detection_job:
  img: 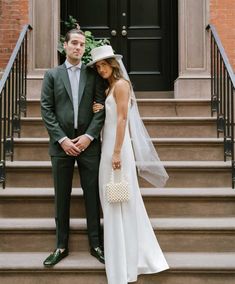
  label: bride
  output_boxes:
[87,45,169,284]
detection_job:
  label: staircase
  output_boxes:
[0,76,234,284]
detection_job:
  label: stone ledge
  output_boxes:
[0,252,235,272]
[5,160,231,169]
[0,187,234,198]
[1,217,235,231]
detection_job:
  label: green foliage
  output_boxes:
[59,15,110,65]
[82,31,110,65]
[64,15,78,29]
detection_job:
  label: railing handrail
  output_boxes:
[207,23,235,188]
[0,23,32,188]
[206,24,235,88]
[0,24,32,94]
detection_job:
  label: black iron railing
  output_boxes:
[0,24,32,188]
[207,24,235,188]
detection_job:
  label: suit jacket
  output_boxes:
[41,63,106,156]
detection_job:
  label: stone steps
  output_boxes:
[26,79,174,100]
[1,218,235,253]
[20,116,218,138]
[5,160,231,188]
[26,98,212,117]
[137,98,212,117]
[3,89,233,284]
[1,187,235,218]
[13,137,224,161]
[1,252,235,284]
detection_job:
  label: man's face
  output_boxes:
[64,33,85,64]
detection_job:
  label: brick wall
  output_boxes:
[210,0,235,71]
[0,0,29,70]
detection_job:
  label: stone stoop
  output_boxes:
[5,160,232,187]
[26,98,212,117]
[1,218,235,253]
[20,116,218,138]
[1,187,235,218]
[13,137,225,161]
[0,252,235,284]
[0,90,234,283]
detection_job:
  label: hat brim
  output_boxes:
[87,54,123,67]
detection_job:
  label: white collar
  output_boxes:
[65,59,82,70]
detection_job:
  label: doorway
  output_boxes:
[61,0,178,91]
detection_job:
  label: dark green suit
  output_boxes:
[41,63,105,249]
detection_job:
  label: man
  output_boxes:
[41,29,105,266]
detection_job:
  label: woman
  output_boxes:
[87,45,169,284]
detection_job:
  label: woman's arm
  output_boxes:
[112,80,130,169]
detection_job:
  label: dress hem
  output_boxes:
[127,264,170,283]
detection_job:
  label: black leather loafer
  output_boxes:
[90,246,105,264]
[43,248,69,267]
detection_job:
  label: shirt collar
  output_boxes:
[65,59,82,70]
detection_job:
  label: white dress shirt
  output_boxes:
[58,60,93,144]
[66,60,81,129]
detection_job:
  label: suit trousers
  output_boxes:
[51,151,101,249]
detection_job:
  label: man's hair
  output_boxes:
[64,29,85,42]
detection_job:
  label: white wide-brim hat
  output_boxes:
[87,45,122,66]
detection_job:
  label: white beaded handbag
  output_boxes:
[106,169,130,203]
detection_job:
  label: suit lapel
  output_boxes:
[58,64,73,103]
[58,63,87,104]
[78,64,87,102]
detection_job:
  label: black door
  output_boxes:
[61,0,178,91]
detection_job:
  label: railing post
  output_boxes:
[231,87,235,188]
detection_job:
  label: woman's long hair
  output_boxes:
[104,58,124,80]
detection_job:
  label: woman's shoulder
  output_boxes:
[113,79,131,101]
[114,79,130,91]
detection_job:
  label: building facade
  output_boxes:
[0,0,234,98]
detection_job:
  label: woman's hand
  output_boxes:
[93,101,104,113]
[112,151,121,170]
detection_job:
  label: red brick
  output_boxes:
[210,0,235,71]
[0,0,28,69]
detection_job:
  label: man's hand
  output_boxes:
[61,138,81,156]
[72,135,91,152]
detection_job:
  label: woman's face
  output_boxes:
[95,60,113,79]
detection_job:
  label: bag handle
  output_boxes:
[110,169,124,183]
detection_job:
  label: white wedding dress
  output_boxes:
[99,87,169,284]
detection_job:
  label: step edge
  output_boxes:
[0,252,234,271]
[5,161,232,168]
[20,117,217,122]
[13,137,224,144]
[1,217,235,231]
[1,187,234,198]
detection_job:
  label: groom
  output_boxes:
[41,29,105,266]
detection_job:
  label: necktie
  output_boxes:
[70,66,79,129]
